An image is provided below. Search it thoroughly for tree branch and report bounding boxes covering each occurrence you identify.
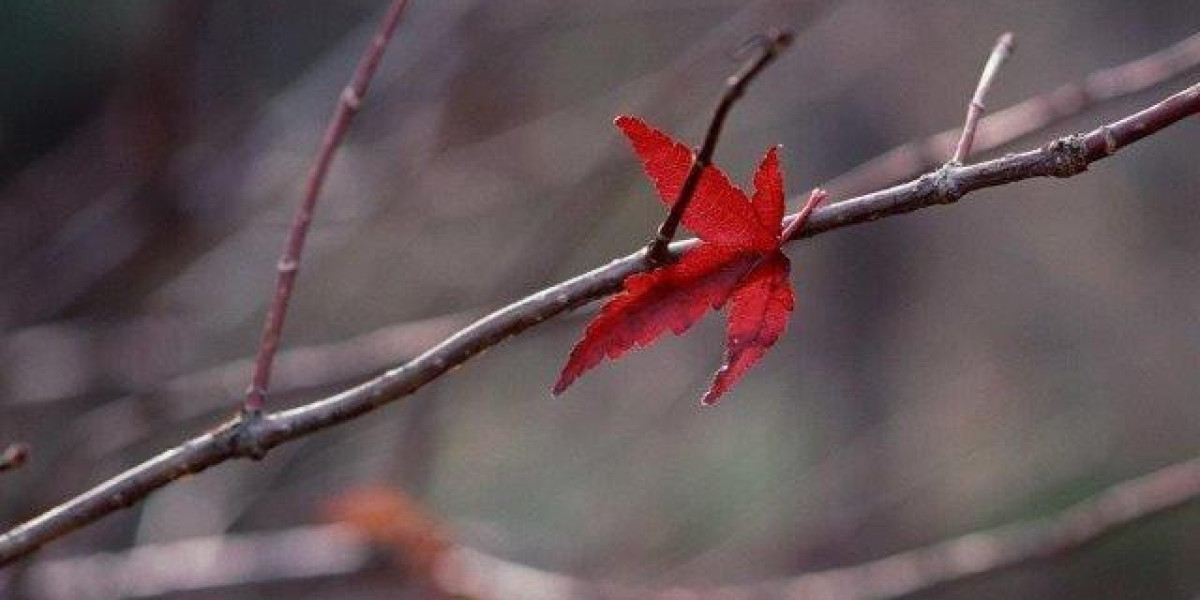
[645,28,794,263]
[243,0,413,413]
[1,76,1197,567]
[951,32,1015,163]
[826,30,1200,197]
[11,31,1199,416]
[21,455,1200,600]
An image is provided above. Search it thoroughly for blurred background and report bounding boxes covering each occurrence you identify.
[1,1,1199,599]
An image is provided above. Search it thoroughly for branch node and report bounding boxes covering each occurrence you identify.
[230,404,272,461]
[1099,125,1119,156]
[276,257,299,273]
[1045,134,1089,178]
[921,165,964,204]
[341,86,363,111]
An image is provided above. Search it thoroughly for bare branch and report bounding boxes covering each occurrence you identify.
[645,28,794,263]
[21,455,1200,600]
[951,32,1016,163]
[2,79,1196,567]
[0,444,29,475]
[826,30,1200,197]
[244,0,413,413]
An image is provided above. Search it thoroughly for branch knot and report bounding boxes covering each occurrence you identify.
[926,165,964,204]
[227,409,274,461]
[1044,134,1089,178]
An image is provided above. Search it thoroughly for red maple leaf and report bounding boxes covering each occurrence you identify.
[553,115,826,404]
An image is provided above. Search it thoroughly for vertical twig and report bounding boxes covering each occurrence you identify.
[645,28,794,264]
[0,443,30,475]
[951,32,1016,164]
[244,0,413,414]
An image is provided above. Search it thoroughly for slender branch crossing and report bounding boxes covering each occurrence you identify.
[2,80,1196,567]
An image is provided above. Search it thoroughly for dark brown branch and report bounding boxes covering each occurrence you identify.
[1,80,1197,568]
[645,28,794,263]
[951,32,1015,163]
[0,444,29,475]
[22,455,1200,600]
[243,0,413,413]
[826,30,1200,197]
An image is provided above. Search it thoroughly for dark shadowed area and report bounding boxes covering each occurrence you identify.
[2,1,1199,599]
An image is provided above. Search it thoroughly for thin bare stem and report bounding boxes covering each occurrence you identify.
[952,32,1016,163]
[2,80,1196,567]
[243,0,413,413]
[826,30,1200,197]
[645,28,794,264]
[781,188,828,242]
[22,455,1200,600]
[0,443,29,475]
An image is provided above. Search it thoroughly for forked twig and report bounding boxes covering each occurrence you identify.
[244,0,413,413]
[826,30,1200,196]
[645,28,794,263]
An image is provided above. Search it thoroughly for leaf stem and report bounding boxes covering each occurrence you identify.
[645,28,794,264]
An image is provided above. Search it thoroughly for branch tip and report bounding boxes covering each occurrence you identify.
[951,32,1017,164]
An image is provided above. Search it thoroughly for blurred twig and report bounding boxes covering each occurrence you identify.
[446,454,1200,600]
[951,32,1015,163]
[244,0,413,413]
[2,78,1197,566]
[825,29,1200,197]
[70,310,476,459]
[645,28,794,263]
[21,455,1200,600]
[0,444,30,475]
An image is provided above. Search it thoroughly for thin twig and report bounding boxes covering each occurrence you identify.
[645,28,794,264]
[0,444,29,475]
[2,80,1196,567]
[243,0,413,414]
[21,455,1200,600]
[951,32,1016,163]
[825,30,1200,197]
